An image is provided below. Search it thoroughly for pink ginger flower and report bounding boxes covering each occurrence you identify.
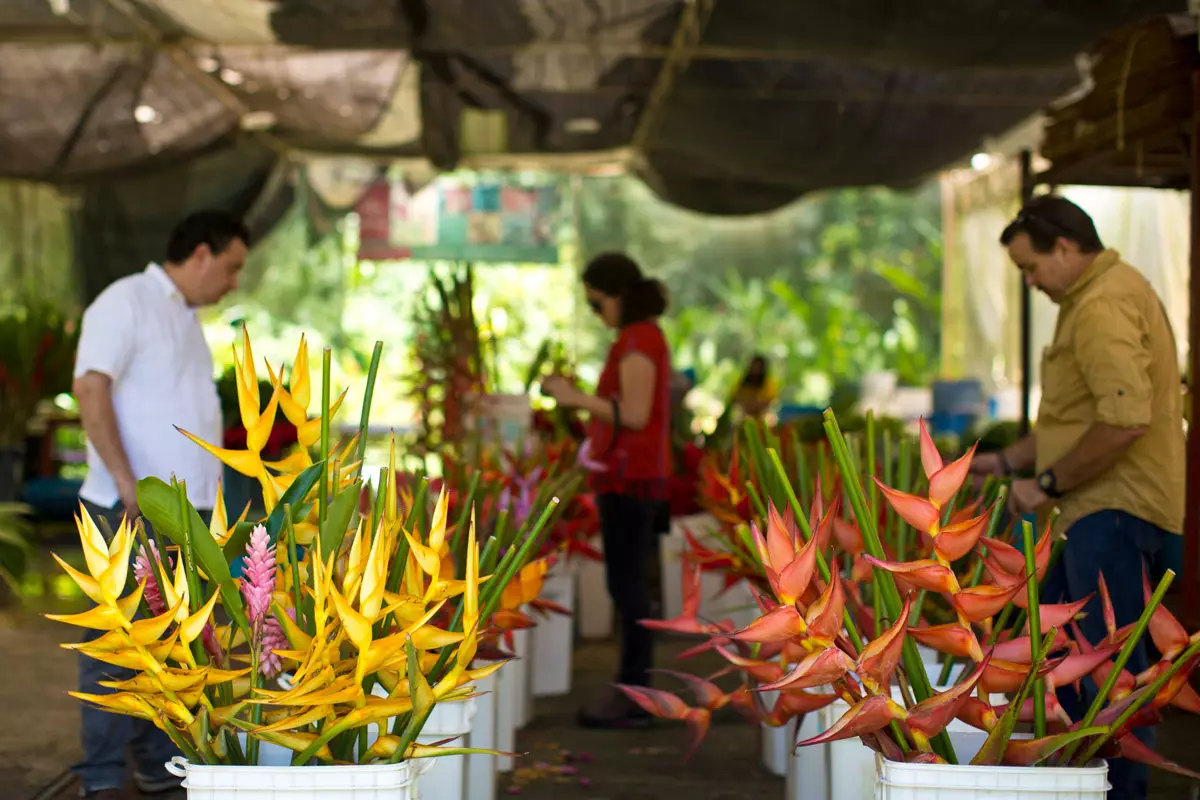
[134,543,168,616]
[240,525,276,628]
[258,610,294,679]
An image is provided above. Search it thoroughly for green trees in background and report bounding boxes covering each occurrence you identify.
[576,176,943,408]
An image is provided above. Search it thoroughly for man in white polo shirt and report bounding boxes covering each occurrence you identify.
[72,211,247,799]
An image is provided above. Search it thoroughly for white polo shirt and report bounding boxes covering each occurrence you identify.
[74,263,223,510]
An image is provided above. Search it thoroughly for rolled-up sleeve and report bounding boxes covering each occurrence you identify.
[1073,296,1153,428]
[74,287,135,382]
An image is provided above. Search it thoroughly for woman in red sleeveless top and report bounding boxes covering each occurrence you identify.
[542,252,672,728]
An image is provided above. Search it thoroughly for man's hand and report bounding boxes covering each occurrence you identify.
[1008,478,1052,516]
[968,451,1006,490]
[969,451,1006,477]
[117,479,141,525]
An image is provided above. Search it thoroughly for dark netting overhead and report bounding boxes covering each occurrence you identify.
[0,0,1188,222]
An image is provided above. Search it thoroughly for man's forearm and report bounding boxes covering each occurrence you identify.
[1001,435,1038,472]
[1045,422,1143,494]
[77,383,136,495]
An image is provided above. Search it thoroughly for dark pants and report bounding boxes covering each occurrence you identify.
[75,500,210,793]
[1041,509,1165,800]
[598,493,657,686]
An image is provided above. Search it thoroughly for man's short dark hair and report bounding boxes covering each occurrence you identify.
[999,195,1104,254]
[166,211,250,264]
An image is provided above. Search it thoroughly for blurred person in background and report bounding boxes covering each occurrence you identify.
[733,354,778,421]
[71,210,247,799]
[541,252,672,728]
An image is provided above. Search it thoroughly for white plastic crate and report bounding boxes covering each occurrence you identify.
[531,570,576,697]
[165,758,424,800]
[876,754,1109,799]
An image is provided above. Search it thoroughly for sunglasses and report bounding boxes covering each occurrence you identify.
[587,297,603,314]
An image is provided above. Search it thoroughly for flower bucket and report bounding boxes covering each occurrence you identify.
[164,757,425,800]
[531,568,576,697]
[758,690,794,777]
[493,657,519,774]
[577,540,612,640]
[875,754,1109,799]
[465,393,532,447]
[786,709,827,800]
[465,671,498,800]
[414,698,477,800]
[660,512,759,629]
[786,686,1005,800]
[511,626,535,728]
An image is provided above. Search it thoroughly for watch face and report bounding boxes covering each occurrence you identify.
[1038,472,1054,491]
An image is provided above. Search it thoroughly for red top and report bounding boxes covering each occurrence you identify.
[587,321,672,497]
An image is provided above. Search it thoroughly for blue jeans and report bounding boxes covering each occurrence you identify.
[75,501,209,793]
[1040,510,1165,800]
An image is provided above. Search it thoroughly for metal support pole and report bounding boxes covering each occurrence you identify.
[1182,72,1200,624]
[1018,149,1036,435]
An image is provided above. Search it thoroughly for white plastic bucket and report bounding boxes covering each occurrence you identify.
[531,570,576,697]
[165,757,424,800]
[414,699,477,800]
[465,394,531,446]
[465,671,498,800]
[788,685,1006,800]
[661,513,743,624]
[577,547,613,640]
[493,657,518,773]
[511,627,534,728]
[786,709,827,800]
[875,754,1109,799]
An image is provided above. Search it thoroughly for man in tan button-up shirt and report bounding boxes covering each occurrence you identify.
[971,195,1183,800]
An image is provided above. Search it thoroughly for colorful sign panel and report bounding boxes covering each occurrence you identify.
[356,176,561,263]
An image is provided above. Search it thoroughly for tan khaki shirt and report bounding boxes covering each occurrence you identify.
[1036,250,1185,534]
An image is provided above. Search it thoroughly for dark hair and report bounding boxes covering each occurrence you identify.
[582,251,668,326]
[743,354,768,388]
[166,210,250,264]
[999,195,1104,254]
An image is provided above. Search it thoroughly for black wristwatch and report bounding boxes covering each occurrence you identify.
[1036,469,1062,499]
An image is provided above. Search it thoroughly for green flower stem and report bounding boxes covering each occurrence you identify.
[895,435,912,561]
[822,411,955,763]
[1064,569,1176,765]
[352,341,384,479]
[246,644,262,766]
[318,348,332,530]
[283,506,304,631]
[1022,520,1046,739]
[744,481,769,523]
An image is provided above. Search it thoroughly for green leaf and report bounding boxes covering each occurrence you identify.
[263,460,326,545]
[137,477,251,638]
[221,521,258,565]
[320,483,361,560]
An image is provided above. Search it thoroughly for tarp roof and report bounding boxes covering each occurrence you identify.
[0,0,1186,275]
[4,1,1187,208]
